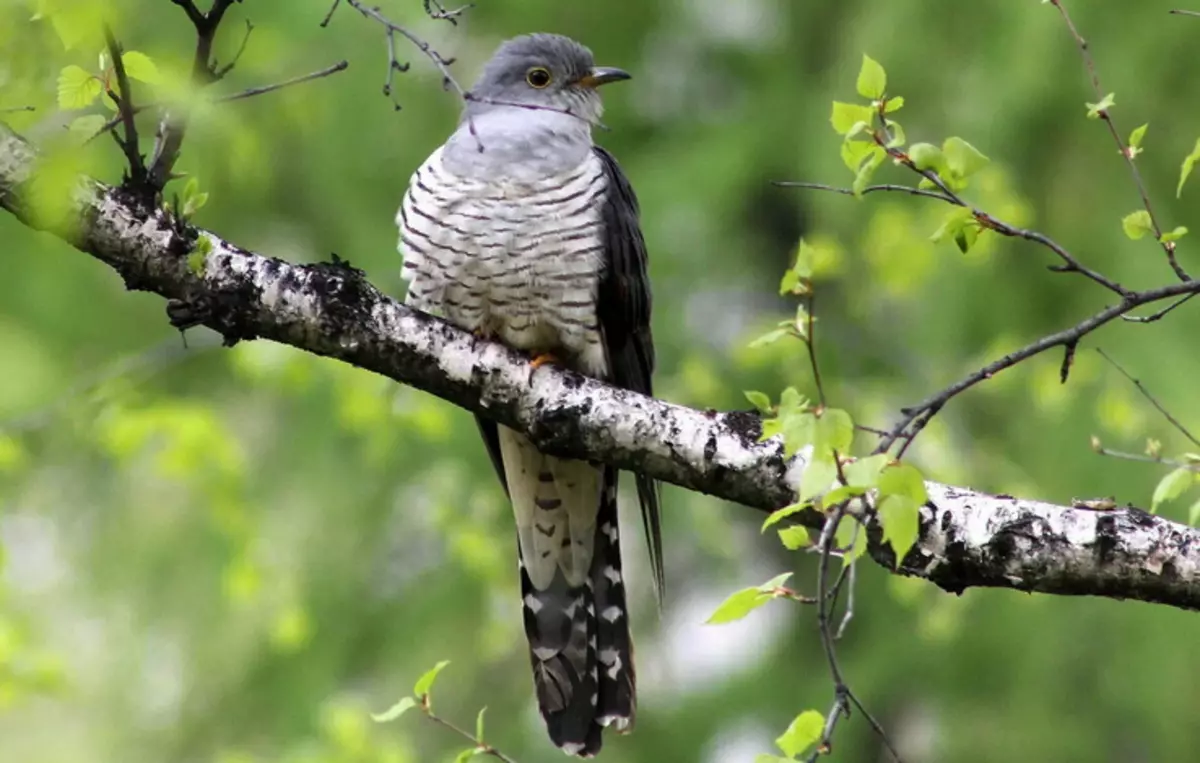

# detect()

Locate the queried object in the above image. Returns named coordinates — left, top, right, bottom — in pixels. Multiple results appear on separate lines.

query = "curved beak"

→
left=576, top=66, right=632, bottom=89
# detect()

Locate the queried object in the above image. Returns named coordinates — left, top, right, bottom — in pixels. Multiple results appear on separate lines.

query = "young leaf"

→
left=779, top=239, right=815, bottom=295
left=942, top=137, right=989, bottom=178
left=413, top=660, right=451, bottom=698
left=844, top=453, right=888, bottom=487
left=121, top=51, right=161, bottom=83
left=814, top=408, right=854, bottom=455
left=931, top=207, right=975, bottom=248
left=841, top=136, right=878, bottom=171
left=1177, top=138, right=1200, bottom=198
left=778, top=525, right=811, bottom=550
left=908, top=142, right=946, bottom=173
left=758, top=572, right=794, bottom=592
left=371, top=696, right=416, bottom=723
left=749, top=327, right=790, bottom=349
left=475, top=707, right=487, bottom=741
left=57, top=65, right=101, bottom=109
left=453, top=748, right=483, bottom=763
left=775, top=709, right=825, bottom=758
left=68, top=114, right=108, bottom=140
left=799, top=452, right=838, bottom=501
left=1085, top=92, right=1116, bottom=119
left=878, top=494, right=920, bottom=563
left=1129, top=123, right=1148, bottom=149
left=761, top=502, right=809, bottom=532
left=830, top=102, right=875, bottom=134
left=878, top=462, right=928, bottom=504
left=883, top=96, right=905, bottom=113
left=852, top=147, right=886, bottom=196
left=1151, top=467, right=1195, bottom=514
left=1121, top=210, right=1154, bottom=240
left=706, top=587, right=771, bottom=624
left=1160, top=226, right=1188, bottom=244
left=745, top=390, right=772, bottom=413
left=856, top=54, right=887, bottom=99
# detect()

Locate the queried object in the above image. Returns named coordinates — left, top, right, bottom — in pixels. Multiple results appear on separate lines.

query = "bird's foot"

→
left=529, top=352, right=559, bottom=370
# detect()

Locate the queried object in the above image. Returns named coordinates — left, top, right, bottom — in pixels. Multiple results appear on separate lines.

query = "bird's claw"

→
left=530, top=352, right=558, bottom=369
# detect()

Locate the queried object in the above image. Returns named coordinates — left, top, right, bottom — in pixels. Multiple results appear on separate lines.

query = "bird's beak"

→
left=576, top=66, right=632, bottom=89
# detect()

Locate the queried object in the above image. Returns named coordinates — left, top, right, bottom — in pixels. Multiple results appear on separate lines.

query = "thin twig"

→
left=1121, top=293, right=1196, bottom=323
left=1049, top=0, right=1190, bottom=281
left=873, top=279, right=1200, bottom=454
left=1172, top=9, right=1200, bottom=17
left=218, top=60, right=350, bottom=102
left=422, top=706, right=519, bottom=763
left=1094, top=446, right=1200, bottom=470
left=0, top=106, right=36, bottom=114
left=214, top=19, right=255, bottom=79
left=779, top=171, right=1130, bottom=297
left=423, top=0, right=473, bottom=24
left=1096, top=348, right=1200, bottom=448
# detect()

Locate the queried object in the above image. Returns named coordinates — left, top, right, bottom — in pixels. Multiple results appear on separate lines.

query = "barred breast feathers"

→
left=397, top=144, right=610, bottom=378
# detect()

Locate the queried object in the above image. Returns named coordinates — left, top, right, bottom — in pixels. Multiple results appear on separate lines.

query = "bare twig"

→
left=1172, top=9, right=1200, bottom=17
left=1049, top=0, right=1190, bottom=281
left=103, top=26, right=147, bottom=185
left=875, top=280, right=1200, bottom=454
left=423, top=0, right=473, bottom=24
left=0, top=106, right=36, bottom=114
left=147, top=0, right=240, bottom=191
left=1096, top=348, right=1200, bottom=448
left=421, top=703, right=519, bottom=763
left=218, top=60, right=350, bottom=102
left=779, top=172, right=1130, bottom=297
left=214, top=19, right=255, bottom=79
left=1121, top=293, right=1196, bottom=323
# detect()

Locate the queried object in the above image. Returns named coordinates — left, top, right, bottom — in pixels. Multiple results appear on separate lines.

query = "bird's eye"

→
left=526, top=67, right=552, bottom=89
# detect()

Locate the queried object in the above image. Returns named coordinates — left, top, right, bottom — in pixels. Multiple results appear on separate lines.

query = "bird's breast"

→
left=398, top=148, right=609, bottom=376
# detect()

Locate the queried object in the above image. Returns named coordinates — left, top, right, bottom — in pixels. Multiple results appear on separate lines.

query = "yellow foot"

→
left=530, top=352, right=559, bottom=370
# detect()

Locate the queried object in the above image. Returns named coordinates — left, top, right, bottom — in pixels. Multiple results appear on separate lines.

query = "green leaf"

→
left=931, top=207, right=976, bottom=250
left=1177, top=138, right=1200, bottom=198
left=1129, top=123, right=1148, bottom=149
left=745, top=390, right=772, bottom=413
left=706, top=587, right=772, bottom=624
left=878, top=463, right=928, bottom=504
left=121, top=51, right=161, bottom=83
left=799, top=452, right=838, bottom=501
left=749, top=327, right=790, bottom=349
left=413, top=660, right=450, bottom=698
left=187, top=249, right=207, bottom=276
left=1121, top=210, right=1154, bottom=240
left=761, top=502, right=809, bottom=532
left=1160, top=226, right=1188, bottom=243
left=841, top=136, right=877, bottom=171
left=878, top=494, right=920, bottom=563
left=830, top=102, right=875, bottom=134
left=475, top=707, right=487, bottom=742
left=776, top=709, right=825, bottom=758
left=883, top=96, right=904, bottom=113
left=844, top=453, right=888, bottom=488
left=814, top=408, right=854, bottom=455
left=370, top=696, right=416, bottom=723
left=779, top=239, right=815, bottom=295
left=778, top=525, right=811, bottom=550
left=942, top=137, right=989, bottom=178
left=780, top=411, right=818, bottom=459
left=57, top=65, right=101, bottom=109
left=884, top=119, right=905, bottom=148
left=908, top=142, right=946, bottom=173
left=453, top=748, right=483, bottom=763
left=817, top=484, right=868, bottom=510
left=1151, top=467, right=1195, bottom=513
left=755, top=756, right=793, bottom=763
left=852, top=147, right=886, bottom=196
left=758, top=572, right=794, bottom=592
left=856, top=54, right=887, bottom=99
left=68, top=114, right=107, bottom=140
left=1086, top=93, right=1115, bottom=119
left=835, top=515, right=867, bottom=566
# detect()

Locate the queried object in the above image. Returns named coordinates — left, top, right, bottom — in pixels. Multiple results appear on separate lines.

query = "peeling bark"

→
left=4, top=122, right=1199, bottom=611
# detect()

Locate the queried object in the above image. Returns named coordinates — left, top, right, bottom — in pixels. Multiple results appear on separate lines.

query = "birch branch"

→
left=3, top=122, right=1199, bottom=611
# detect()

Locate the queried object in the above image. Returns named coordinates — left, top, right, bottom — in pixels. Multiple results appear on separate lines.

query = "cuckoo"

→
left=395, top=33, right=662, bottom=757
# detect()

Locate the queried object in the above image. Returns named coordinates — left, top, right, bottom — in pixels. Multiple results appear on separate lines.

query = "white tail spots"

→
left=532, top=646, right=559, bottom=661
left=600, top=605, right=623, bottom=623
left=523, top=594, right=544, bottom=614
left=602, top=565, right=622, bottom=584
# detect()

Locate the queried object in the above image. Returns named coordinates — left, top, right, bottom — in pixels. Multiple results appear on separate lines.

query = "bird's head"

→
left=466, top=33, right=630, bottom=126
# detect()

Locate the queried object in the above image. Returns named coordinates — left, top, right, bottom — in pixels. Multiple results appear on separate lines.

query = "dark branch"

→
left=103, top=26, right=147, bottom=186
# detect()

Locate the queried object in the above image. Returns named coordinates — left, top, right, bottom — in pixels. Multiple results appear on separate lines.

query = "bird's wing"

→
left=592, top=145, right=664, bottom=599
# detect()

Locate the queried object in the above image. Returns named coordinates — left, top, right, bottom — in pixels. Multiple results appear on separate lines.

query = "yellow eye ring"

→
left=526, top=67, right=552, bottom=89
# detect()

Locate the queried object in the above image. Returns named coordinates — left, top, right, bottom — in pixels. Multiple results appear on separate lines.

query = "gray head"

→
left=465, top=33, right=630, bottom=125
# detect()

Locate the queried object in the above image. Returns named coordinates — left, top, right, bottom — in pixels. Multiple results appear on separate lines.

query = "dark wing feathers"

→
left=593, top=145, right=664, bottom=600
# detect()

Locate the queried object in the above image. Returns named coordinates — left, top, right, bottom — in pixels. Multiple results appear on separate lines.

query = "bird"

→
left=395, top=33, right=662, bottom=757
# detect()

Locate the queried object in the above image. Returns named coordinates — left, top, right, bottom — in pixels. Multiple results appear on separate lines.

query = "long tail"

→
left=497, top=426, right=635, bottom=757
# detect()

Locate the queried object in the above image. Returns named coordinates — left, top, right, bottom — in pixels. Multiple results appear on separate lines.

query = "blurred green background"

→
left=3, top=1, right=1200, bottom=761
